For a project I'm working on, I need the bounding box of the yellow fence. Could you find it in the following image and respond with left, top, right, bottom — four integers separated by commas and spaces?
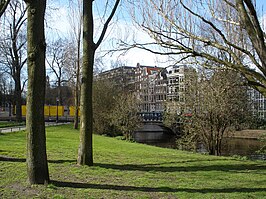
21, 105, 64, 116
22, 105, 26, 116
69, 106, 80, 116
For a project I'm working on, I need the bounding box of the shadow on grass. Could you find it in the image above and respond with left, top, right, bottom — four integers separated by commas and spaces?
51, 180, 266, 193
0, 155, 265, 173
94, 162, 266, 173
49, 159, 76, 164
51, 180, 176, 192
0, 156, 75, 164
0, 156, 25, 162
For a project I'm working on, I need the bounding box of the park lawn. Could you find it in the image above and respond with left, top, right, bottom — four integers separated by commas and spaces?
0, 124, 265, 199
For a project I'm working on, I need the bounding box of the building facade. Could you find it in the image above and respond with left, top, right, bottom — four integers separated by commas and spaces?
97, 63, 188, 114
248, 88, 266, 119
96, 66, 136, 91
135, 63, 166, 112
97, 64, 266, 121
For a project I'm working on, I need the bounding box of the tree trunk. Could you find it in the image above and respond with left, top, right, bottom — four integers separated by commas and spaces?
25, 0, 49, 184
74, 29, 81, 130
77, 0, 120, 166
15, 80, 22, 122
77, 0, 94, 166
0, 0, 10, 18
74, 85, 79, 129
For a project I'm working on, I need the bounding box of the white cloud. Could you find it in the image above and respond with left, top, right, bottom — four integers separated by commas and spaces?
46, 1, 71, 39
262, 13, 266, 31
45, 1, 171, 69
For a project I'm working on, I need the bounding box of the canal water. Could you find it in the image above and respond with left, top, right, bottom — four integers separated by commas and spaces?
143, 137, 266, 160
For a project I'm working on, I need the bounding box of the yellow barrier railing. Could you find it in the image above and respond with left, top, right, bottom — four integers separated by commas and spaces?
21, 105, 64, 116
69, 106, 80, 117
17, 105, 80, 117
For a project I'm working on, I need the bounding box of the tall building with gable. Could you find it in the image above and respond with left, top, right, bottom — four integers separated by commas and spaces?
135, 63, 166, 112
96, 63, 189, 115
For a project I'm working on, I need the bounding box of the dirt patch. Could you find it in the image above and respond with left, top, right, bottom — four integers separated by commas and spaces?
8, 183, 41, 198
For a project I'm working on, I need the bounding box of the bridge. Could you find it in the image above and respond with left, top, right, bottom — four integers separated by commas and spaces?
138, 112, 163, 123
134, 112, 178, 143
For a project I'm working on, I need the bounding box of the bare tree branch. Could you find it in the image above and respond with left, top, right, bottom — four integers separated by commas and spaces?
95, 0, 120, 49
0, 0, 10, 18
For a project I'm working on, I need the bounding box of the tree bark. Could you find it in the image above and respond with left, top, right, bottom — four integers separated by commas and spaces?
77, 0, 94, 166
0, 0, 10, 18
25, 0, 49, 184
74, 68, 80, 129
14, 75, 22, 122
74, 26, 81, 130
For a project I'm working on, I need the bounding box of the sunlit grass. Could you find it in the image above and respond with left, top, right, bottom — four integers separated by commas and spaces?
0, 124, 265, 198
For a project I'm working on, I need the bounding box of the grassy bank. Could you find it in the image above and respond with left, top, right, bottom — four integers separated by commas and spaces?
0, 125, 265, 199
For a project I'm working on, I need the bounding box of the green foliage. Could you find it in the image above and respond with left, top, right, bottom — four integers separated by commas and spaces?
171, 69, 252, 156
0, 125, 266, 198
93, 80, 140, 139
93, 79, 121, 136
163, 103, 182, 136
176, 126, 198, 152
256, 133, 266, 154
248, 117, 266, 130
109, 93, 141, 140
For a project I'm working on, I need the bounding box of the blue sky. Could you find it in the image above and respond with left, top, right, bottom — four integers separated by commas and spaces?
257, 0, 265, 7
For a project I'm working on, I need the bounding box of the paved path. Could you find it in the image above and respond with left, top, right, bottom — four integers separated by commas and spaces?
0, 126, 26, 133
0, 122, 69, 134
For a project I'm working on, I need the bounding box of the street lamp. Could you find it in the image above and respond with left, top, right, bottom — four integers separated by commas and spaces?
56, 98, 59, 123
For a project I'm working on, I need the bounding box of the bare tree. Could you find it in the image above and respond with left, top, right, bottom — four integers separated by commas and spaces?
181, 69, 251, 155
0, 0, 27, 122
24, 0, 49, 184
46, 38, 73, 105
127, 0, 266, 96
68, 0, 82, 129
0, 73, 10, 108
77, 0, 121, 166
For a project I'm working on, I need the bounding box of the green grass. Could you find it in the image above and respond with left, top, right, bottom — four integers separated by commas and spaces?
0, 121, 25, 128
0, 124, 266, 198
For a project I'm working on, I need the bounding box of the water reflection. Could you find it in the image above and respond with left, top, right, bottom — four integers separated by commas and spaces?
221, 138, 264, 156
144, 137, 266, 160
